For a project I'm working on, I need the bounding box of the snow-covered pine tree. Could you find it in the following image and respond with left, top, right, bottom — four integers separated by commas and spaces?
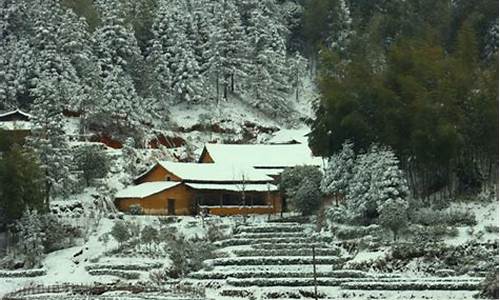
93, 2, 143, 89
14, 209, 45, 268
0, 37, 34, 109
208, 0, 249, 101
346, 145, 380, 222
149, 1, 206, 104
328, 0, 354, 57
245, 4, 291, 116
289, 52, 309, 102
370, 147, 410, 209
321, 140, 355, 205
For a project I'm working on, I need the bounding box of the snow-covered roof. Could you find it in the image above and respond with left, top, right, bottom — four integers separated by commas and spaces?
158, 161, 274, 183
0, 109, 32, 119
268, 127, 310, 144
0, 121, 33, 131
115, 181, 181, 198
185, 182, 278, 192
201, 143, 323, 168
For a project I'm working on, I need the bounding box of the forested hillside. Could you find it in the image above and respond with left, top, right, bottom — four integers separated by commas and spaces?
304, 0, 499, 197
0, 0, 310, 132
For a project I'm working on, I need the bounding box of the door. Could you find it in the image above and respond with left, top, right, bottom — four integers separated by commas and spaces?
167, 198, 175, 215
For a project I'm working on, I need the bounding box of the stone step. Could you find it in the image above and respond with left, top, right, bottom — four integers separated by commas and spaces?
233, 247, 341, 257
233, 232, 307, 239
235, 224, 309, 234
189, 269, 382, 280
226, 277, 483, 288
216, 236, 333, 247
208, 256, 347, 267
252, 242, 332, 250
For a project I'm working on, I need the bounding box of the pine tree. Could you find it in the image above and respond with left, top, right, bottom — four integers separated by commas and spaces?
321, 140, 355, 205
346, 145, 379, 221
14, 209, 45, 268
370, 147, 409, 208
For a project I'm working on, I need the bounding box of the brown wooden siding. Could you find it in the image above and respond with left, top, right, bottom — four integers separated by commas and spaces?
115, 184, 193, 215
137, 165, 182, 183
198, 148, 214, 163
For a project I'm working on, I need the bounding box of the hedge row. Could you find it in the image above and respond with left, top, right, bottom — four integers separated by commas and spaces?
252, 242, 330, 250
235, 225, 307, 234
340, 280, 482, 290
233, 232, 307, 239
227, 277, 345, 287
0, 268, 46, 278
265, 289, 327, 299
87, 268, 141, 280
85, 262, 163, 271
233, 248, 341, 257
190, 269, 374, 280
219, 289, 254, 298
209, 256, 347, 266
216, 236, 333, 247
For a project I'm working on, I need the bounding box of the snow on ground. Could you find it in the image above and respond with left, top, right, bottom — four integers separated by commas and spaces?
445, 200, 498, 246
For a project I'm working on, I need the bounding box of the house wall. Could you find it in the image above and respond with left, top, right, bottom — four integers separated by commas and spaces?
115, 184, 193, 215
198, 149, 214, 163
198, 191, 282, 216
138, 165, 182, 183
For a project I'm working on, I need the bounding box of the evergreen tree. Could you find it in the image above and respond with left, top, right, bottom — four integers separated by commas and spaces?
75, 145, 110, 186
0, 145, 46, 226
291, 177, 322, 216
378, 198, 408, 241
13, 209, 45, 268
321, 140, 355, 204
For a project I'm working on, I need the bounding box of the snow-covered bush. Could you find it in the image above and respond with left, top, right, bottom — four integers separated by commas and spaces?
128, 204, 143, 215
141, 225, 159, 244
378, 199, 409, 241
279, 165, 323, 215
326, 204, 355, 224
74, 144, 110, 186
446, 210, 476, 226
166, 235, 216, 278
333, 224, 383, 240
411, 208, 447, 226
480, 269, 499, 299
110, 221, 131, 246
291, 177, 322, 216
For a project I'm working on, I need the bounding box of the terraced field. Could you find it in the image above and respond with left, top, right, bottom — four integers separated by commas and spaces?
184, 222, 485, 299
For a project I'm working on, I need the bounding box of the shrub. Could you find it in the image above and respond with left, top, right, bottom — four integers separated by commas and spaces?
291, 177, 322, 216
408, 224, 458, 243
167, 235, 216, 278
446, 210, 476, 226
326, 205, 354, 224
334, 224, 382, 240
378, 199, 409, 241
128, 204, 143, 215
484, 225, 499, 234
74, 144, 110, 186
141, 225, 158, 244
110, 221, 131, 245
480, 269, 499, 299
411, 208, 447, 226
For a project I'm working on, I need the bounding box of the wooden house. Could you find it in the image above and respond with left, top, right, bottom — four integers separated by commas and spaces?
0, 109, 33, 143
115, 161, 281, 216
198, 143, 323, 179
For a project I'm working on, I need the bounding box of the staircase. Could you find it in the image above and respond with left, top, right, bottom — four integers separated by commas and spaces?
184, 222, 483, 299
